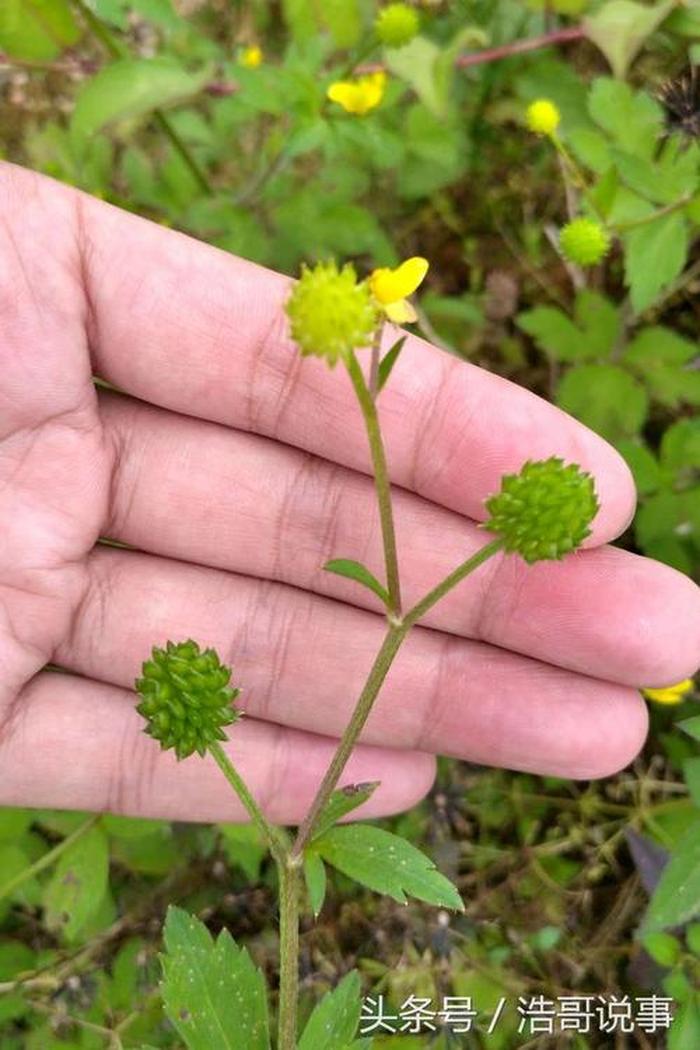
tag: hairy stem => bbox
[345,350,402,616]
[277,859,301,1050]
[209,742,288,864]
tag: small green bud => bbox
[135,640,240,760]
[375,3,420,48]
[484,457,599,564]
[285,261,379,367]
[559,218,611,267]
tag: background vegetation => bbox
[0,0,699,1046]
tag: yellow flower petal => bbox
[327,72,386,115]
[240,45,263,68]
[384,298,417,323]
[642,679,695,705]
[369,257,429,304]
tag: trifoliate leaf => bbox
[314,824,463,909]
[161,906,270,1050]
[299,971,363,1049]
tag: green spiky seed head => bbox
[375,3,420,48]
[484,457,599,564]
[285,261,379,367]
[135,640,240,760]
[559,218,611,267]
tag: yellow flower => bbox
[526,98,561,137]
[327,72,387,115]
[240,45,263,68]
[369,256,428,323]
[642,679,695,705]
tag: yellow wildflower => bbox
[240,45,263,68]
[369,256,428,323]
[327,72,387,116]
[642,679,695,705]
[526,98,561,137]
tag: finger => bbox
[8,164,635,543]
[57,547,649,779]
[101,394,700,685]
[0,672,435,822]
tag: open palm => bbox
[1,163,698,824]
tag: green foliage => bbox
[324,559,391,607]
[313,824,464,909]
[583,0,677,79]
[42,826,110,943]
[644,818,700,931]
[0,0,80,62]
[298,970,363,1049]
[161,906,270,1050]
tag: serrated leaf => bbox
[557,364,648,441]
[516,307,589,362]
[0,0,80,61]
[324,559,390,608]
[584,1,676,80]
[303,849,327,918]
[72,57,210,139]
[161,906,270,1050]
[42,826,109,942]
[314,824,463,910]
[643,817,700,931]
[623,212,688,314]
[622,325,699,408]
[312,782,380,843]
[378,337,407,393]
[587,77,661,157]
[299,970,362,1050]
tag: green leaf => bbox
[161,906,270,1050]
[303,849,327,918]
[42,826,109,942]
[661,419,700,486]
[385,36,445,117]
[669,995,700,1050]
[324,560,390,608]
[312,782,380,843]
[321,0,361,48]
[616,439,661,496]
[644,817,700,930]
[584,1,676,80]
[516,307,589,362]
[643,930,681,966]
[557,365,648,441]
[635,488,700,553]
[587,77,661,157]
[573,289,621,356]
[314,824,464,909]
[218,824,268,883]
[623,325,700,408]
[679,716,700,743]
[299,970,362,1050]
[0,0,80,61]
[623,212,688,315]
[684,757,700,809]
[378,337,407,393]
[72,57,211,139]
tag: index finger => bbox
[28,165,637,541]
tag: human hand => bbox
[1,163,698,824]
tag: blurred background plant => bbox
[0,0,699,1046]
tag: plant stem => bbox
[613,194,692,233]
[276,858,301,1050]
[209,742,287,864]
[345,351,402,617]
[291,624,406,857]
[291,538,504,857]
[0,814,99,904]
[71,0,212,196]
[403,539,504,628]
